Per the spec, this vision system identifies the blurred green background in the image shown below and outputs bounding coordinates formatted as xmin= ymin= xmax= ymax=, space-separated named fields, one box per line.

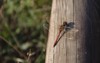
xmin=0 ymin=0 xmax=51 ymax=63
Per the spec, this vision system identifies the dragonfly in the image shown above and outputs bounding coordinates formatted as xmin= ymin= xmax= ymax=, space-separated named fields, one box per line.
xmin=53 ymin=21 xmax=74 ymax=47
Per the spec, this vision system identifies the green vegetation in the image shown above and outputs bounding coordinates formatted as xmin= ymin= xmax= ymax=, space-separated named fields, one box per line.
xmin=0 ymin=0 xmax=51 ymax=63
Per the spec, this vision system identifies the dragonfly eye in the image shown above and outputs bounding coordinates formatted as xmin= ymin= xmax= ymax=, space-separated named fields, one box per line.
xmin=63 ymin=22 xmax=68 ymax=26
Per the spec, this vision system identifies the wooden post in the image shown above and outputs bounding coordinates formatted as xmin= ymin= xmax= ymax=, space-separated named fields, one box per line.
xmin=45 ymin=0 xmax=98 ymax=63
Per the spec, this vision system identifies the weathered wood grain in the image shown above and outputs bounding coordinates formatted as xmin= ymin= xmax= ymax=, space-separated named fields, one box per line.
xmin=45 ymin=0 xmax=88 ymax=63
